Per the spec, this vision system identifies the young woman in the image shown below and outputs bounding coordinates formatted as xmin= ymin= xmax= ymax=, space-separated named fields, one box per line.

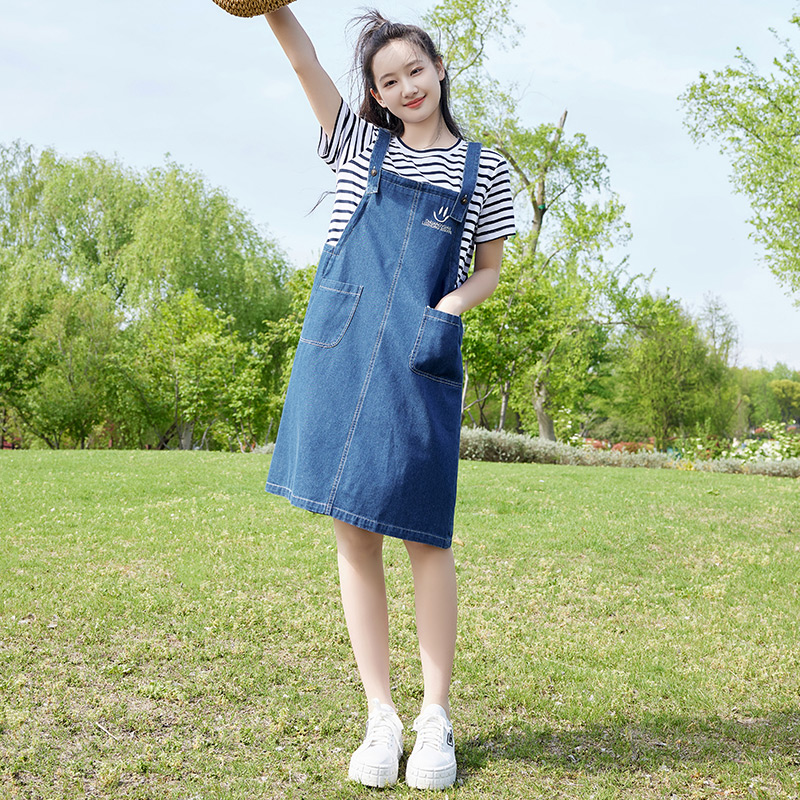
xmin=262 ymin=3 xmax=515 ymax=789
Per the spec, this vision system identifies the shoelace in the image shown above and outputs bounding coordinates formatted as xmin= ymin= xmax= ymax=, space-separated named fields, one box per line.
xmin=364 ymin=709 xmax=400 ymax=749
xmin=413 ymin=713 xmax=450 ymax=750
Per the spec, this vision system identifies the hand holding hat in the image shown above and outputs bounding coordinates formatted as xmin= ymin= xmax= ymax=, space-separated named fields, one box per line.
xmin=212 ymin=0 xmax=296 ymax=17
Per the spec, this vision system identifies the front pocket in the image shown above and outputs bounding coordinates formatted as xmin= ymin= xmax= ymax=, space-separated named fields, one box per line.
xmin=409 ymin=307 xmax=464 ymax=387
xmin=299 ymin=278 xmax=363 ymax=348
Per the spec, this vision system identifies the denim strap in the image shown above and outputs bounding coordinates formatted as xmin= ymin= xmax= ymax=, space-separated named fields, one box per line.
xmin=365 ymin=129 xmax=392 ymax=195
xmin=448 ymin=141 xmax=482 ymax=223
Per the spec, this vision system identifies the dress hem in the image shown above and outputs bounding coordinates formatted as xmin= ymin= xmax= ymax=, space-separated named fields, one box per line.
xmin=265 ymin=481 xmax=452 ymax=550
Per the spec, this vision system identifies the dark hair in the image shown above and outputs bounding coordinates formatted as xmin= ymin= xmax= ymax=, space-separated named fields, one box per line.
xmin=350 ymin=9 xmax=463 ymax=139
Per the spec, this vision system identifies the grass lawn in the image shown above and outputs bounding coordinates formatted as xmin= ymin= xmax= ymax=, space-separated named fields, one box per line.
xmin=1 ymin=451 xmax=799 ymax=799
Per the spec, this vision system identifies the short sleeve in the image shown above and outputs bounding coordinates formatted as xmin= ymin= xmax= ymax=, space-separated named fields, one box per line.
xmin=475 ymin=156 xmax=516 ymax=243
xmin=318 ymin=100 xmax=378 ymax=174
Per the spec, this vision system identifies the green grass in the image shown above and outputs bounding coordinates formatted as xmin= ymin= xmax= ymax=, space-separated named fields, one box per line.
xmin=1 ymin=451 xmax=799 ymax=799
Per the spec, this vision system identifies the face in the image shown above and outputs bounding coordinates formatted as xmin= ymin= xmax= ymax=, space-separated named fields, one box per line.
xmin=369 ymin=39 xmax=445 ymax=127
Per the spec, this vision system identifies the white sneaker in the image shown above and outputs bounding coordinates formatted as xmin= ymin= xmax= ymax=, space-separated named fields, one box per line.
xmin=348 ymin=698 xmax=404 ymax=788
xmin=405 ymin=704 xmax=457 ymax=790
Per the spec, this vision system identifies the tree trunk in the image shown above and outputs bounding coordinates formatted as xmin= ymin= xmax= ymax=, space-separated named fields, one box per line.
xmin=157 ymin=422 xmax=177 ymax=450
xmin=178 ymin=422 xmax=194 ymax=451
xmin=497 ymin=380 xmax=510 ymax=430
xmin=533 ymin=384 xmax=556 ymax=442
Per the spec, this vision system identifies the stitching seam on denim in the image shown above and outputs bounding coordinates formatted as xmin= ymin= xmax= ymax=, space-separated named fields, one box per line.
xmin=325 ymin=186 xmax=422 ymax=513
xmin=408 ymin=312 xmax=463 ymax=387
xmin=299 ymin=284 xmax=363 ymax=348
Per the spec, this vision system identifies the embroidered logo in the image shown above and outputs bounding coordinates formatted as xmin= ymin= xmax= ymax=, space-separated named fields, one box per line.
xmin=433 ymin=205 xmax=450 ymax=224
xmin=422 ymin=205 xmax=454 ymax=235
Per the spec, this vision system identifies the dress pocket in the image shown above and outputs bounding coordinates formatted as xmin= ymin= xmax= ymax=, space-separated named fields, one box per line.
xmin=409 ymin=306 xmax=464 ymax=387
xmin=299 ymin=278 xmax=363 ymax=348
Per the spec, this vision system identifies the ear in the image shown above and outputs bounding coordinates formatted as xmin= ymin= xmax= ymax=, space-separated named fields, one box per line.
xmin=435 ymin=58 xmax=446 ymax=82
xmin=370 ymin=87 xmax=387 ymax=108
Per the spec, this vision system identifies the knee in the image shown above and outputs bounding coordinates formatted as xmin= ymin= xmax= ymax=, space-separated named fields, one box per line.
xmin=404 ymin=540 xmax=453 ymax=563
xmin=335 ymin=521 xmax=383 ymax=562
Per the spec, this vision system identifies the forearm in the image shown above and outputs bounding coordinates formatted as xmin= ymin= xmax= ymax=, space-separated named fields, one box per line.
xmin=435 ymin=266 xmax=499 ymax=316
xmin=264 ymin=7 xmax=341 ymax=135
xmin=435 ymin=237 xmax=505 ymax=316
xmin=265 ymin=7 xmax=318 ymax=72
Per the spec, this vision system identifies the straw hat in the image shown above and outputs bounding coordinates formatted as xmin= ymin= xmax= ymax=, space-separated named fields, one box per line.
xmin=212 ymin=0 xmax=296 ymax=17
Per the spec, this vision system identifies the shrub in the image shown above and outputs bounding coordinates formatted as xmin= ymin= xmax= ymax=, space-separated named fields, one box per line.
xmin=677 ymin=421 xmax=800 ymax=463
xmin=459 ymin=428 xmax=668 ymax=469
xmin=743 ymin=458 xmax=800 ymax=478
xmin=458 ymin=428 xmax=799 ymax=477
xmin=611 ymin=440 xmax=654 ymax=454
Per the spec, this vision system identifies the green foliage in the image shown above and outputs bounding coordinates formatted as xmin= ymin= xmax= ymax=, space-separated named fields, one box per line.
xmin=25 ymin=290 xmax=120 ymax=449
xmin=678 ymin=420 xmax=800 ymax=464
xmin=120 ymin=162 xmax=289 ymax=337
xmin=733 ymin=364 xmax=786 ymax=429
xmin=681 ymin=15 xmax=800 ymax=300
xmin=769 ymin=378 xmax=800 ymax=423
xmin=611 ymin=294 xmax=733 ymax=451
xmin=425 ymin=0 xmax=637 ymax=439
xmin=423 ymin=0 xmax=517 ymax=81
xmin=256 ymin=264 xmax=317 ymax=416
xmin=0 ymin=142 xmax=291 ymax=449
xmin=731 ymin=363 xmax=800 ymax=432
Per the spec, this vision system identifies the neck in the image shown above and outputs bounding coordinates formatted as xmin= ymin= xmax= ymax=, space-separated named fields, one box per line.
xmin=400 ymin=114 xmax=457 ymax=150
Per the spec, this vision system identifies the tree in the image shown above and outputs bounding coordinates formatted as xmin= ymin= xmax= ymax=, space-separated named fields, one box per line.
xmin=732 ymin=364 xmax=788 ymax=431
xmin=425 ymin=0 xmax=635 ymax=439
xmin=696 ymin=294 xmax=741 ymax=437
xmin=681 ymin=15 xmax=800 ymax=301
xmin=120 ymin=290 xmax=252 ymax=450
xmin=119 ymin=162 xmax=289 ymax=337
xmin=770 ymin=379 xmax=800 ymax=424
xmin=2 ymin=289 xmax=120 ymax=448
xmin=0 ymin=142 xmax=292 ymax=449
xmin=612 ymin=294 xmax=737 ymax=450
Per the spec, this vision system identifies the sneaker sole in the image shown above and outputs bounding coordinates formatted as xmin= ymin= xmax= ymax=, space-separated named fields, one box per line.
xmin=348 ymin=761 xmax=399 ymax=788
xmin=405 ymin=762 xmax=457 ymax=790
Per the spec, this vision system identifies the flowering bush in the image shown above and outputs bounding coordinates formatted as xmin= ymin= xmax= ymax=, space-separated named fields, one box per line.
xmin=457 ymin=425 xmax=800 ymax=478
xmin=611 ymin=440 xmax=654 ymax=454
xmin=582 ymin=438 xmax=611 ymax=450
xmin=677 ymin=422 xmax=800 ymax=463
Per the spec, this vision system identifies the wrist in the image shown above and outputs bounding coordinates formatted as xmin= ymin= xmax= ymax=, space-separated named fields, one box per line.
xmin=435 ymin=295 xmax=462 ymax=316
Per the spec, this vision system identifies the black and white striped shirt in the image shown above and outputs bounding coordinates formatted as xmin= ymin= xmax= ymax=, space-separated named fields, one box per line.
xmin=318 ymin=102 xmax=516 ymax=287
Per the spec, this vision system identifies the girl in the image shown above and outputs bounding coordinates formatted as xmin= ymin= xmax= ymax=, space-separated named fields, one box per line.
xmin=262 ymin=1 xmax=515 ymax=789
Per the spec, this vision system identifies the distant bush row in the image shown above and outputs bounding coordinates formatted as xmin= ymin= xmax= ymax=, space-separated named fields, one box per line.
xmin=459 ymin=428 xmax=800 ymax=478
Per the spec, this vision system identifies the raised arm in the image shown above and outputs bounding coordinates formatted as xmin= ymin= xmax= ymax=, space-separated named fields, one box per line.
xmin=265 ymin=7 xmax=342 ymax=137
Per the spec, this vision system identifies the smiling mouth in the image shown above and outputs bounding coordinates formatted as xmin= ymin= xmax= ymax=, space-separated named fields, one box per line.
xmin=405 ymin=97 xmax=425 ymax=109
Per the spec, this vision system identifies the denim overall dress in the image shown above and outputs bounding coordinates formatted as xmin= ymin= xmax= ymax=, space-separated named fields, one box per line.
xmin=266 ymin=129 xmax=482 ymax=549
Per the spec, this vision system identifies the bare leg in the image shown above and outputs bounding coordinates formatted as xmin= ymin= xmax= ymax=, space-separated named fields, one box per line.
xmin=404 ymin=541 xmax=457 ymax=716
xmin=334 ymin=519 xmax=393 ymax=707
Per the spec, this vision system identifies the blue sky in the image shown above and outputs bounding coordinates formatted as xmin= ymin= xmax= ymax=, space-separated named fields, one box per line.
xmin=2 ymin=0 xmax=798 ymax=369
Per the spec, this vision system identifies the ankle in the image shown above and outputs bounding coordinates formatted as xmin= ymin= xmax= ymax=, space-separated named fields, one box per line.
xmin=367 ymin=695 xmax=395 ymax=712
xmin=421 ymin=698 xmax=450 ymax=717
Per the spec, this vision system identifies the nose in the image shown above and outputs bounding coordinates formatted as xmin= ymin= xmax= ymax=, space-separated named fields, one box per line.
xmin=401 ymin=77 xmax=419 ymax=98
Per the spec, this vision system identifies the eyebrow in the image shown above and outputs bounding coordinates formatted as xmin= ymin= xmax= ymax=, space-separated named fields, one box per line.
xmin=377 ymin=59 xmax=424 ymax=84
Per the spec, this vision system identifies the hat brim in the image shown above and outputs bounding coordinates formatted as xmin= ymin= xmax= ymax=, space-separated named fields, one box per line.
xmin=212 ymin=0 xmax=297 ymax=18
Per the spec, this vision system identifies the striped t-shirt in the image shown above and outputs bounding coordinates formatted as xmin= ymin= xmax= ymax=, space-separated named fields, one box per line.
xmin=318 ymin=101 xmax=516 ymax=287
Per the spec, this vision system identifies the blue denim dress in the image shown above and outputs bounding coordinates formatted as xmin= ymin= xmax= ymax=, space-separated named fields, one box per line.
xmin=266 ymin=129 xmax=482 ymax=549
